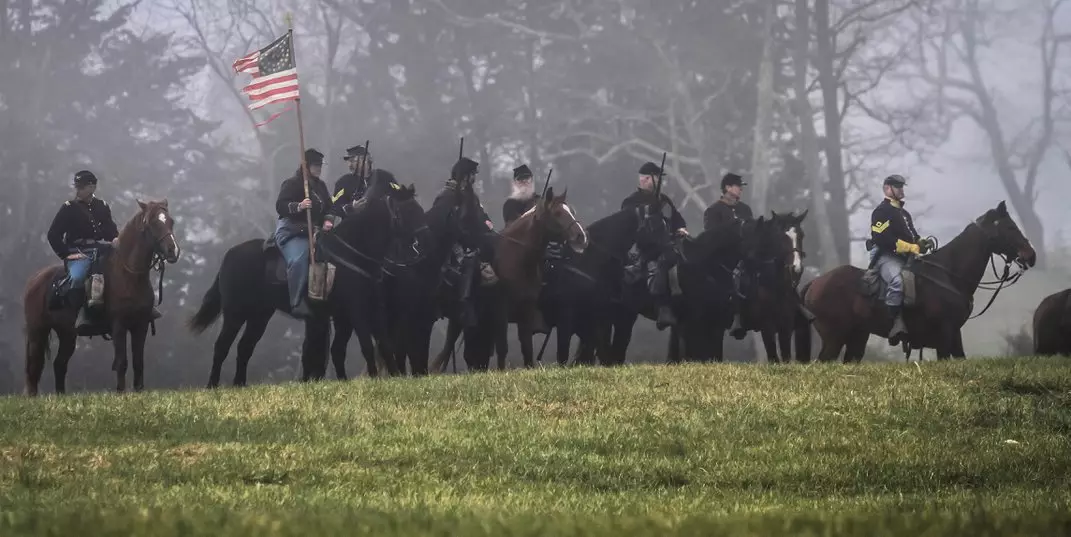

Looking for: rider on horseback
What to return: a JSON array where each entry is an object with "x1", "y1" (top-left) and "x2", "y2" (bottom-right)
[
  {"x1": 332, "y1": 144, "x2": 372, "y2": 217},
  {"x1": 502, "y1": 164, "x2": 539, "y2": 226},
  {"x1": 868, "y1": 174, "x2": 934, "y2": 345},
  {"x1": 434, "y1": 156, "x2": 496, "y2": 328},
  {"x1": 274, "y1": 148, "x2": 337, "y2": 318},
  {"x1": 703, "y1": 172, "x2": 754, "y2": 340},
  {"x1": 47, "y1": 170, "x2": 162, "y2": 334},
  {"x1": 622, "y1": 161, "x2": 688, "y2": 330}
]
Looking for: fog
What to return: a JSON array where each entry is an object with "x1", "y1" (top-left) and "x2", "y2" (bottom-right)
[{"x1": 1, "y1": 0, "x2": 1069, "y2": 393}]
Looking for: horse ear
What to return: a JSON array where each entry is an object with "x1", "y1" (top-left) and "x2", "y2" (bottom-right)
[
  {"x1": 545, "y1": 186, "x2": 555, "y2": 201},
  {"x1": 559, "y1": 187, "x2": 568, "y2": 200},
  {"x1": 137, "y1": 199, "x2": 147, "y2": 211},
  {"x1": 757, "y1": 215, "x2": 765, "y2": 224},
  {"x1": 771, "y1": 210, "x2": 780, "y2": 219},
  {"x1": 996, "y1": 200, "x2": 1007, "y2": 215},
  {"x1": 796, "y1": 208, "x2": 808, "y2": 221},
  {"x1": 160, "y1": 198, "x2": 169, "y2": 208}
]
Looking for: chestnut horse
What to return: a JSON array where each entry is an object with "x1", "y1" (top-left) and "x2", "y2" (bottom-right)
[
  {"x1": 23, "y1": 200, "x2": 180, "y2": 395},
  {"x1": 801, "y1": 201, "x2": 1035, "y2": 362}
]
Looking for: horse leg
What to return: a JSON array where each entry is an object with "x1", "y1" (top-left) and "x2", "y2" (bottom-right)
[
  {"x1": 129, "y1": 321, "x2": 149, "y2": 392},
  {"x1": 330, "y1": 314, "x2": 352, "y2": 380},
  {"x1": 208, "y1": 313, "x2": 244, "y2": 389},
  {"x1": 813, "y1": 320, "x2": 846, "y2": 363},
  {"x1": 518, "y1": 315, "x2": 536, "y2": 369},
  {"x1": 760, "y1": 328, "x2": 778, "y2": 364},
  {"x1": 111, "y1": 322, "x2": 129, "y2": 393},
  {"x1": 301, "y1": 318, "x2": 331, "y2": 381},
  {"x1": 555, "y1": 309, "x2": 574, "y2": 366},
  {"x1": 431, "y1": 316, "x2": 462, "y2": 373},
  {"x1": 52, "y1": 330, "x2": 77, "y2": 395},
  {"x1": 233, "y1": 312, "x2": 271, "y2": 387},
  {"x1": 407, "y1": 319, "x2": 433, "y2": 377},
  {"x1": 711, "y1": 329, "x2": 726, "y2": 363},
  {"x1": 777, "y1": 323, "x2": 794, "y2": 364},
  {"x1": 844, "y1": 330, "x2": 869, "y2": 363},
  {"x1": 667, "y1": 325, "x2": 681, "y2": 364},
  {"x1": 24, "y1": 326, "x2": 50, "y2": 397},
  {"x1": 951, "y1": 329, "x2": 966, "y2": 359}
]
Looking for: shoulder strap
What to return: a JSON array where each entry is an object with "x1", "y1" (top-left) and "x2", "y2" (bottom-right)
[{"x1": 70, "y1": 199, "x2": 99, "y2": 228}]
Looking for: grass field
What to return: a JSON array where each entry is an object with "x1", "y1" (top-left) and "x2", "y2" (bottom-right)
[{"x1": 1, "y1": 358, "x2": 1070, "y2": 536}]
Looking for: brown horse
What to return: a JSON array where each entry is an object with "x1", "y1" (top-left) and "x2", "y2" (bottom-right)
[
  {"x1": 801, "y1": 201, "x2": 1035, "y2": 362},
  {"x1": 1032, "y1": 288, "x2": 1071, "y2": 356},
  {"x1": 23, "y1": 200, "x2": 180, "y2": 395},
  {"x1": 431, "y1": 187, "x2": 588, "y2": 371}
]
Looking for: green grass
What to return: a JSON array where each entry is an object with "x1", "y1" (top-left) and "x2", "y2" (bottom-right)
[{"x1": 1, "y1": 358, "x2": 1070, "y2": 536}]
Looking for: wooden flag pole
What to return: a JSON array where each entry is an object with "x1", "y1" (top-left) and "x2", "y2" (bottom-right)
[{"x1": 285, "y1": 13, "x2": 315, "y2": 260}]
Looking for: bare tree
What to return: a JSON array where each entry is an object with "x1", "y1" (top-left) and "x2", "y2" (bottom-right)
[{"x1": 873, "y1": 0, "x2": 1070, "y2": 267}]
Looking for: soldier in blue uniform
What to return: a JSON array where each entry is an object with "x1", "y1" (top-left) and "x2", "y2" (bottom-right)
[
  {"x1": 331, "y1": 144, "x2": 372, "y2": 217},
  {"x1": 703, "y1": 173, "x2": 754, "y2": 339},
  {"x1": 274, "y1": 149, "x2": 337, "y2": 318},
  {"x1": 868, "y1": 174, "x2": 934, "y2": 345},
  {"x1": 46, "y1": 170, "x2": 161, "y2": 333}
]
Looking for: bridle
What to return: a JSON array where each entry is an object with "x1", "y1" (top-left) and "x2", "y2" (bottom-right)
[
  {"x1": 120, "y1": 205, "x2": 177, "y2": 307},
  {"x1": 914, "y1": 220, "x2": 1027, "y2": 320}
]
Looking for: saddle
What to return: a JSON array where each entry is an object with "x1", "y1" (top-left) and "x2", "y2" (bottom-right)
[
  {"x1": 48, "y1": 245, "x2": 113, "y2": 310},
  {"x1": 262, "y1": 235, "x2": 288, "y2": 286},
  {"x1": 859, "y1": 258, "x2": 918, "y2": 307}
]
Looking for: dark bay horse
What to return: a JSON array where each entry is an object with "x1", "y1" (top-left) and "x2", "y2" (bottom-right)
[
  {"x1": 801, "y1": 201, "x2": 1036, "y2": 362},
  {"x1": 24, "y1": 200, "x2": 180, "y2": 395},
  {"x1": 739, "y1": 211, "x2": 810, "y2": 363},
  {"x1": 188, "y1": 177, "x2": 423, "y2": 387},
  {"x1": 1032, "y1": 288, "x2": 1071, "y2": 356},
  {"x1": 431, "y1": 187, "x2": 588, "y2": 371},
  {"x1": 545, "y1": 201, "x2": 666, "y2": 367}
]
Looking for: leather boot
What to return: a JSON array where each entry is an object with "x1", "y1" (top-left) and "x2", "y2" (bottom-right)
[{"x1": 887, "y1": 305, "x2": 908, "y2": 346}]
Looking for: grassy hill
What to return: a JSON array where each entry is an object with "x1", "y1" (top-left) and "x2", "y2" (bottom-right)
[{"x1": 1, "y1": 358, "x2": 1070, "y2": 536}]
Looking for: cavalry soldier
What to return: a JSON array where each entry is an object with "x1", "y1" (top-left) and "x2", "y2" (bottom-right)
[
  {"x1": 868, "y1": 174, "x2": 934, "y2": 345},
  {"x1": 703, "y1": 172, "x2": 754, "y2": 339},
  {"x1": 621, "y1": 161, "x2": 688, "y2": 330},
  {"x1": 332, "y1": 144, "x2": 372, "y2": 217},
  {"x1": 274, "y1": 148, "x2": 337, "y2": 318},
  {"x1": 433, "y1": 157, "x2": 496, "y2": 327},
  {"x1": 502, "y1": 164, "x2": 539, "y2": 225},
  {"x1": 47, "y1": 170, "x2": 156, "y2": 333}
]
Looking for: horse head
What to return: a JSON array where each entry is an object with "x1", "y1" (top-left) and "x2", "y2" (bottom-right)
[
  {"x1": 135, "y1": 199, "x2": 180, "y2": 264},
  {"x1": 535, "y1": 186, "x2": 588, "y2": 253},
  {"x1": 973, "y1": 200, "x2": 1037, "y2": 269},
  {"x1": 771, "y1": 209, "x2": 808, "y2": 282},
  {"x1": 383, "y1": 177, "x2": 431, "y2": 261}
]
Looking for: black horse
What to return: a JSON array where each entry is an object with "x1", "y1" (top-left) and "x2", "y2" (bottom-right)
[
  {"x1": 188, "y1": 172, "x2": 424, "y2": 387},
  {"x1": 324, "y1": 171, "x2": 431, "y2": 379},
  {"x1": 540, "y1": 201, "x2": 667, "y2": 366}
]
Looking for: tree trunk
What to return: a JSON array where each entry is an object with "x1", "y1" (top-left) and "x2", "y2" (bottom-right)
[
  {"x1": 813, "y1": 0, "x2": 849, "y2": 265},
  {"x1": 793, "y1": 0, "x2": 838, "y2": 270},
  {"x1": 748, "y1": 0, "x2": 777, "y2": 218}
]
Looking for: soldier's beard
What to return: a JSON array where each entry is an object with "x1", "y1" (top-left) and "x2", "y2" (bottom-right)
[{"x1": 510, "y1": 181, "x2": 535, "y2": 199}]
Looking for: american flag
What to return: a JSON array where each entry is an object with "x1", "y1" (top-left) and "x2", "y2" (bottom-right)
[{"x1": 232, "y1": 31, "x2": 300, "y2": 111}]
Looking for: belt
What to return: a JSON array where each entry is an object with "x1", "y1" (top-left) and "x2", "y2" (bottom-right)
[{"x1": 71, "y1": 239, "x2": 110, "y2": 246}]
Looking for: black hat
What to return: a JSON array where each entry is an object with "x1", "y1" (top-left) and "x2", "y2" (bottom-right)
[
  {"x1": 638, "y1": 162, "x2": 663, "y2": 176},
  {"x1": 73, "y1": 170, "x2": 97, "y2": 186},
  {"x1": 305, "y1": 148, "x2": 325, "y2": 167},
  {"x1": 512, "y1": 164, "x2": 533, "y2": 181},
  {"x1": 451, "y1": 157, "x2": 479, "y2": 181},
  {"x1": 883, "y1": 174, "x2": 907, "y2": 186},
  {"x1": 343, "y1": 145, "x2": 368, "y2": 161},
  {"x1": 721, "y1": 173, "x2": 746, "y2": 189}
]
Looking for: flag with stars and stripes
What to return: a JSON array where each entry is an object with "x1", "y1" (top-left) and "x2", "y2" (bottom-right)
[{"x1": 232, "y1": 31, "x2": 300, "y2": 113}]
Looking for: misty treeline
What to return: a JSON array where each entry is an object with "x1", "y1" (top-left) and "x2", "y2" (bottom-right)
[{"x1": 0, "y1": 0, "x2": 1067, "y2": 393}]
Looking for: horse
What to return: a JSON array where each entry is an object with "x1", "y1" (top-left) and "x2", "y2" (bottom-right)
[
  {"x1": 23, "y1": 200, "x2": 180, "y2": 395},
  {"x1": 1032, "y1": 288, "x2": 1071, "y2": 356},
  {"x1": 188, "y1": 175, "x2": 423, "y2": 387},
  {"x1": 429, "y1": 187, "x2": 587, "y2": 371},
  {"x1": 328, "y1": 174, "x2": 440, "y2": 378},
  {"x1": 541, "y1": 201, "x2": 667, "y2": 367},
  {"x1": 741, "y1": 210, "x2": 810, "y2": 363},
  {"x1": 801, "y1": 201, "x2": 1035, "y2": 362}
]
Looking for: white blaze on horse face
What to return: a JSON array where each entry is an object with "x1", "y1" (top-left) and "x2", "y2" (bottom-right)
[
  {"x1": 786, "y1": 226, "x2": 801, "y2": 275},
  {"x1": 157, "y1": 212, "x2": 167, "y2": 224},
  {"x1": 562, "y1": 203, "x2": 587, "y2": 247}
]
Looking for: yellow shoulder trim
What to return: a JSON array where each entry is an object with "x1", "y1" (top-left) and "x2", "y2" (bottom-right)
[
  {"x1": 390, "y1": 182, "x2": 400, "y2": 190},
  {"x1": 331, "y1": 189, "x2": 345, "y2": 203},
  {"x1": 871, "y1": 220, "x2": 890, "y2": 233}
]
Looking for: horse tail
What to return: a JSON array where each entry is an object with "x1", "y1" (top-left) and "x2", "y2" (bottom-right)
[{"x1": 188, "y1": 273, "x2": 222, "y2": 334}]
